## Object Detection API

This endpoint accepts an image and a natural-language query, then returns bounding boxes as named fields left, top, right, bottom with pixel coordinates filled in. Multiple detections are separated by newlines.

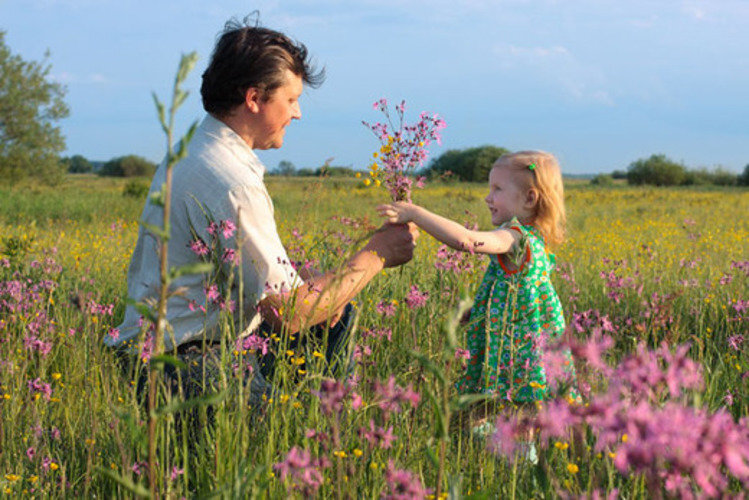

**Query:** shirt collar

left=200, top=114, right=266, bottom=178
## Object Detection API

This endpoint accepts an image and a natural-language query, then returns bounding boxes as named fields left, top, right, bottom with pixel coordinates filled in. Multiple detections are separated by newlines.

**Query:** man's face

left=254, top=69, right=303, bottom=150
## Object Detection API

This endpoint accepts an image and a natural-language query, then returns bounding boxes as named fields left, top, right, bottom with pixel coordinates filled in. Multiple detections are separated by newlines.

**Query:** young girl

left=378, top=151, right=578, bottom=405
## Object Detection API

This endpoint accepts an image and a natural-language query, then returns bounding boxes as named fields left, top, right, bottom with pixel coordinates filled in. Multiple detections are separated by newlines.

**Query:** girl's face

left=485, top=164, right=530, bottom=226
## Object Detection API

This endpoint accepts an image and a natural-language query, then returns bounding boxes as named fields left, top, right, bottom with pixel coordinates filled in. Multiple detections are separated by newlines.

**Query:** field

left=0, top=175, right=747, bottom=498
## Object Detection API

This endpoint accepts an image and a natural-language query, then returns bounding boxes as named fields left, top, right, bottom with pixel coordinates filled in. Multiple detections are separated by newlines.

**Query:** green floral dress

left=456, top=219, right=578, bottom=402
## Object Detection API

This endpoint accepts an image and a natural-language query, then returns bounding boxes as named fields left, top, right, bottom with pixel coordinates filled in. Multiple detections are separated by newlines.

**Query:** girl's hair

left=494, top=150, right=566, bottom=247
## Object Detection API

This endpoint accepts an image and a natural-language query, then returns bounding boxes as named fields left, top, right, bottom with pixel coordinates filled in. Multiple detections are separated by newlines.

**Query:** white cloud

left=629, top=14, right=658, bottom=28
left=52, top=72, right=109, bottom=84
left=492, top=44, right=614, bottom=106
left=682, top=4, right=706, bottom=20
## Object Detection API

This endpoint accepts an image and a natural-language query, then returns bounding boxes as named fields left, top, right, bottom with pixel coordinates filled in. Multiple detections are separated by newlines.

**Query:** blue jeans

left=122, top=304, right=357, bottom=408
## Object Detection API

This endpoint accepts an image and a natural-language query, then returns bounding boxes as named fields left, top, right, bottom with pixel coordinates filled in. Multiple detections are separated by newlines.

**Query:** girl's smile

left=485, top=165, right=529, bottom=226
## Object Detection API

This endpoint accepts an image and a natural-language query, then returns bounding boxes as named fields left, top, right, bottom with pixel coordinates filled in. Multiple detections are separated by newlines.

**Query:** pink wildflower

left=220, top=219, right=236, bottom=239
left=188, top=239, right=209, bottom=257
left=360, top=419, right=396, bottom=449
left=273, top=446, right=329, bottom=496
left=372, top=376, right=420, bottom=416
left=108, top=328, right=120, bottom=341
left=383, top=460, right=430, bottom=499
left=170, top=466, right=184, bottom=481
left=205, top=284, right=220, bottom=303
left=222, top=248, right=238, bottom=265
left=376, top=300, right=397, bottom=317
left=404, top=285, right=429, bottom=309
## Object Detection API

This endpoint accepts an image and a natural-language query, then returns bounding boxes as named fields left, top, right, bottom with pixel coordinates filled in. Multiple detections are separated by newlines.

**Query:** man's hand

left=363, top=222, right=419, bottom=268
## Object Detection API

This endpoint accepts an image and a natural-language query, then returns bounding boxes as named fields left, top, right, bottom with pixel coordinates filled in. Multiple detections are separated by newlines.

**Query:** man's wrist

left=355, top=246, right=387, bottom=271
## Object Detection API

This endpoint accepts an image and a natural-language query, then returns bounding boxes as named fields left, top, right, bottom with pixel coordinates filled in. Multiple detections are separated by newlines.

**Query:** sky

left=2, top=0, right=748, bottom=175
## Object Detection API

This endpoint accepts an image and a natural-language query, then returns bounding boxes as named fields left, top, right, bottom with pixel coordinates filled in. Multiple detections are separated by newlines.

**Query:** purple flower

left=108, top=328, right=120, bottom=341
left=236, top=334, right=269, bottom=356
left=383, top=460, right=429, bottom=500
left=363, top=327, right=392, bottom=341
left=27, top=378, right=52, bottom=400
left=360, top=419, right=396, bottom=449
left=273, top=446, right=329, bottom=496
left=312, top=378, right=349, bottom=416
left=376, top=300, right=397, bottom=317
left=487, top=415, right=524, bottom=459
left=205, top=284, right=220, bottom=303
left=170, top=466, right=184, bottom=481
left=404, top=285, right=429, bottom=309
left=140, top=331, right=153, bottom=363
left=222, top=248, right=238, bottom=265
left=188, top=239, right=209, bottom=257
left=372, top=376, right=420, bottom=417
left=454, top=348, right=470, bottom=361
left=363, top=99, right=446, bottom=202
left=728, top=335, right=744, bottom=351
left=26, top=447, right=36, bottom=461
left=131, top=461, right=147, bottom=476
left=220, top=219, right=236, bottom=239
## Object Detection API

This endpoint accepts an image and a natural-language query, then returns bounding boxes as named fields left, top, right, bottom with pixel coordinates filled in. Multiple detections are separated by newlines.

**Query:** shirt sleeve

left=227, top=183, right=303, bottom=304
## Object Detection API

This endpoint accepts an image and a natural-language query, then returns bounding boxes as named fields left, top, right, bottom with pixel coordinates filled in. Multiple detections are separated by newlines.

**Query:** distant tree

left=64, top=154, right=93, bottom=173
left=611, top=169, right=627, bottom=180
left=99, top=155, right=157, bottom=177
left=0, top=31, right=69, bottom=185
left=297, top=168, right=315, bottom=177
left=274, top=160, right=296, bottom=176
left=626, top=154, right=687, bottom=186
left=315, top=165, right=355, bottom=177
left=739, top=164, right=749, bottom=187
left=682, top=168, right=712, bottom=186
left=426, top=145, right=509, bottom=182
left=590, top=174, right=614, bottom=186
left=708, top=167, right=738, bottom=186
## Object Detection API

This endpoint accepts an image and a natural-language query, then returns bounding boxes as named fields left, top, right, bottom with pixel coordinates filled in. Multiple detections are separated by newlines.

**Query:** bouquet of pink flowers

left=362, top=98, right=446, bottom=202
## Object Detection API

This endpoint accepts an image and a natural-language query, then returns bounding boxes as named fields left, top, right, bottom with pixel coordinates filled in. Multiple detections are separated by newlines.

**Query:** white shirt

left=108, top=114, right=301, bottom=350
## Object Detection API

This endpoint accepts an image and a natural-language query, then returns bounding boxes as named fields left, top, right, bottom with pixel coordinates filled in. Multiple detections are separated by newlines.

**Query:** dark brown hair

left=201, top=19, right=325, bottom=116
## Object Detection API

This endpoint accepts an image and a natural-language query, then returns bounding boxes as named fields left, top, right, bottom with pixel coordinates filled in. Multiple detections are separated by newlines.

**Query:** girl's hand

left=377, top=201, right=414, bottom=224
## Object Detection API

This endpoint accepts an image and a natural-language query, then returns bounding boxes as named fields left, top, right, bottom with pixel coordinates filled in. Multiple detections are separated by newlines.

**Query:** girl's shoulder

left=496, top=217, right=556, bottom=274
left=498, top=217, right=543, bottom=244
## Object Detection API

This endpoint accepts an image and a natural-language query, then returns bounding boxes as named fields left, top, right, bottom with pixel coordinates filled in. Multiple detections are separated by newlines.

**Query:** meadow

left=0, top=175, right=747, bottom=498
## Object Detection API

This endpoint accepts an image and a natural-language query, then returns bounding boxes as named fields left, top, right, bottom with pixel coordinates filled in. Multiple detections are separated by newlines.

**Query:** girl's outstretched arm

left=377, top=201, right=518, bottom=255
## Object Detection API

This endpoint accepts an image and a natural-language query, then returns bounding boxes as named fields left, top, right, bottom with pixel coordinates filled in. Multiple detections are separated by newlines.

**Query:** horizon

left=2, top=0, right=748, bottom=175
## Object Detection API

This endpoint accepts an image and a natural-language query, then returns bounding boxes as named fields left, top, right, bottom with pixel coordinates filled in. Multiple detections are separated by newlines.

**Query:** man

left=109, top=21, right=418, bottom=400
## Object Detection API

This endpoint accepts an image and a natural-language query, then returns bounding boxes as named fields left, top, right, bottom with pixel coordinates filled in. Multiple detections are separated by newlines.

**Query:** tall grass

left=1, top=173, right=746, bottom=497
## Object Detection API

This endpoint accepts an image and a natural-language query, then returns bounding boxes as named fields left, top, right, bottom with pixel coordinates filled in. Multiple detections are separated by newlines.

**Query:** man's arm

left=258, top=222, right=418, bottom=334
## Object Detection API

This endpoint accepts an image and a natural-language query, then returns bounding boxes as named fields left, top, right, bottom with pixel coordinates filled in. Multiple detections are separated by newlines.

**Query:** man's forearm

left=259, top=249, right=384, bottom=334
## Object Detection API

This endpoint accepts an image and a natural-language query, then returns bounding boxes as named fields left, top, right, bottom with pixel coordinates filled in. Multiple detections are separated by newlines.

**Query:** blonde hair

left=494, top=150, right=566, bottom=247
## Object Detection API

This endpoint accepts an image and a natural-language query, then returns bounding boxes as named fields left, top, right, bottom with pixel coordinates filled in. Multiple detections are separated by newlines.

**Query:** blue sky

left=2, top=0, right=748, bottom=174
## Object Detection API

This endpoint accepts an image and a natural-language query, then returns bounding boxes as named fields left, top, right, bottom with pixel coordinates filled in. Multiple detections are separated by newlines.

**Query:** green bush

left=64, top=154, right=93, bottom=174
left=122, top=179, right=150, bottom=198
left=99, top=155, right=157, bottom=177
left=626, top=154, right=687, bottom=186
left=590, top=174, right=614, bottom=186
left=739, top=164, right=749, bottom=186
left=426, top=145, right=509, bottom=182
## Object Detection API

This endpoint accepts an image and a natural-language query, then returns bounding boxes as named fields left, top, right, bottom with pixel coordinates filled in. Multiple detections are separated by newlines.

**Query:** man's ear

left=244, top=87, right=262, bottom=113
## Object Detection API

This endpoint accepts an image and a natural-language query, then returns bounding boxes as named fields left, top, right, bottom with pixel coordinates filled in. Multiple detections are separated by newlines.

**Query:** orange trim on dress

left=496, top=244, right=531, bottom=275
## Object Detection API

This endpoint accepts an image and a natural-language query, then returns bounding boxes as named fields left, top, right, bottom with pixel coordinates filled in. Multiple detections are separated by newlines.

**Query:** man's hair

left=201, top=19, right=325, bottom=116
